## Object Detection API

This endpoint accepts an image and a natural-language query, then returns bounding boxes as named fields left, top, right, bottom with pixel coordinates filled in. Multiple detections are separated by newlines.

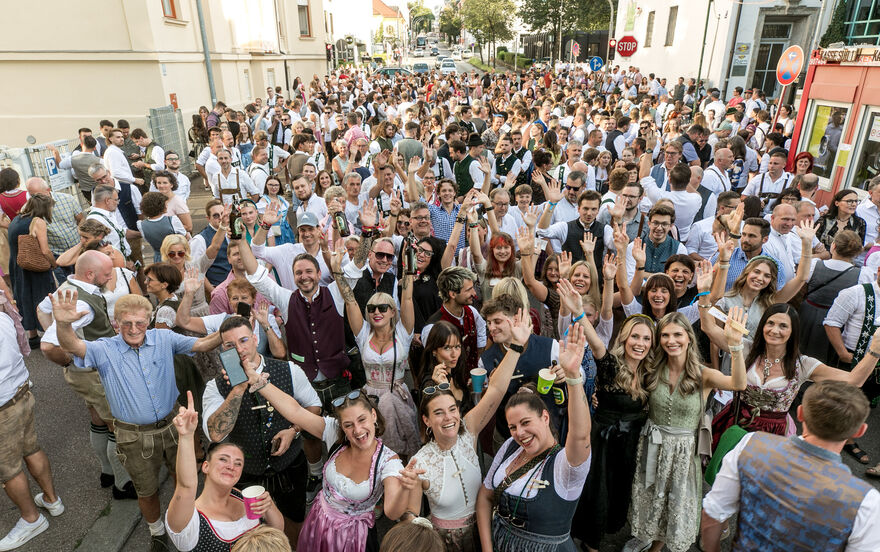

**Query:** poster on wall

left=624, top=0, right=636, bottom=32
left=805, top=104, right=848, bottom=182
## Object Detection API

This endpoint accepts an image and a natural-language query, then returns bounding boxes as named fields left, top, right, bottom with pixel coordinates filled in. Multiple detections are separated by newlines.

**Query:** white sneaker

left=33, top=494, right=64, bottom=517
left=0, top=515, right=49, bottom=551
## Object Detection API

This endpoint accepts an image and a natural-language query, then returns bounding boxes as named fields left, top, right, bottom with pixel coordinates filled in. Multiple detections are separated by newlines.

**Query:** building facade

left=0, top=0, right=328, bottom=147
left=611, top=0, right=834, bottom=99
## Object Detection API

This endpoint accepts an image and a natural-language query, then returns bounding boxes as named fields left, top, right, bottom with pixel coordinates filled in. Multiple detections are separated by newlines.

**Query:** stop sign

left=617, top=36, right=638, bottom=57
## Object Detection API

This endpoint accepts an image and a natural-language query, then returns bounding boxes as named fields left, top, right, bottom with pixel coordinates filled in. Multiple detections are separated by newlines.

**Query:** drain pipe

left=196, top=0, right=217, bottom=105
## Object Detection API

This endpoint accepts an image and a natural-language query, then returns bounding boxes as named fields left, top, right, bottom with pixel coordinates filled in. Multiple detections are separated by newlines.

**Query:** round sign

left=589, top=56, right=604, bottom=71
left=776, top=45, right=805, bottom=86
left=617, top=36, right=638, bottom=57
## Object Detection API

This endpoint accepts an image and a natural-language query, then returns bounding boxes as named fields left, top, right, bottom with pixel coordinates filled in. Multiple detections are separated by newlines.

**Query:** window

left=298, top=0, right=311, bottom=37
left=267, top=68, right=276, bottom=89
left=800, top=103, right=849, bottom=182
left=847, top=109, right=880, bottom=192
left=645, top=11, right=655, bottom=47
left=243, top=69, right=250, bottom=97
left=162, top=0, right=177, bottom=19
left=847, top=0, right=880, bottom=45
left=665, top=6, right=678, bottom=46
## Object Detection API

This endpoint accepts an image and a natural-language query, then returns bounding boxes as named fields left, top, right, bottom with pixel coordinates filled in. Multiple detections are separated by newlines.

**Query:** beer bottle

left=229, top=197, right=243, bottom=240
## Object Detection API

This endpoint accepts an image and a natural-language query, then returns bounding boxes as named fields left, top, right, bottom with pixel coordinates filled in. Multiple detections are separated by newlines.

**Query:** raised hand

left=522, top=205, right=541, bottom=229
left=408, top=156, right=421, bottom=175
left=722, top=202, right=744, bottom=234
left=608, top=195, right=626, bottom=221
left=509, top=308, right=533, bottom=346
left=516, top=225, right=534, bottom=255
left=723, top=306, right=749, bottom=344
left=183, top=270, right=201, bottom=296
left=261, top=201, right=281, bottom=226
left=631, top=237, right=646, bottom=268
left=389, top=190, right=402, bottom=216
left=556, top=278, right=584, bottom=316
left=558, top=323, right=587, bottom=378
left=360, top=199, right=378, bottom=228
left=531, top=170, right=546, bottom=190
left=477, top=155, right=491, bottom=175
left=397, top=458, right=426, bottom=491
left=695, top=259, right=714, bottom=292
left=431, top=363, right=449, bottom=383
left=602, top=254, right=618, bottom=281
left=50, top=289, right=89, bottom=324
left=713, top=231, right=736, bottom=261
left=544, top=175, right=563, bottom=203
left=794, top=219, right=818, bottom=243
left=558, top=250, right=572, bottom=277
left=173, top=390, right=199, bottom=437
left=254, top=302, right=271, bottom=328
left=330, top=242, right=346, bottom=273
left=580, top=232, right=596, bottom=256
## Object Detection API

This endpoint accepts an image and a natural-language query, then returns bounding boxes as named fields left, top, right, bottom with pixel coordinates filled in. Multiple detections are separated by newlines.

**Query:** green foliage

left=820, top=0, right=849, bottom=48
left=497, top=51, right=533, bottom=68
left=468, top=57, right=492, bottom=72
left=519, top=0, right=615, bottom=55
left=439, top=6, right=462, bottom=42
left=462, top=0, right=516, bottom=66
left=497, top=45, right=508, bottom=53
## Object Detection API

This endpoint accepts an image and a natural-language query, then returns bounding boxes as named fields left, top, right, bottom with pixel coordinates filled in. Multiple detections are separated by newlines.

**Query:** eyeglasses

left=166, top=157, right=179, bottom=161
left=167, top=250, right=186, bottom=258
left=416, top=247, right=434, bottom=257
left=423, top=382, right=450, bottom=395
left=841, top=199, right=859, bottom=205
left=650, top=221, right=671, bottom=228
left=119, top=320, right=148, bottom=330
left=372, top=251, right=394, bottom=261
left=331, top=390, right=362, bottom=408
left=492, top=201, right=510, bottom=207
left=366, top=303, right=392, bottom=313
left=411, top=215, right=429, bottom=221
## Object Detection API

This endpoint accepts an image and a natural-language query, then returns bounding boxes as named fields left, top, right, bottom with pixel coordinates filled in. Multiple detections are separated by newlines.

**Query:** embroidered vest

left=284, top=288, right=348, bottom=380
left=644, top=236, right=681, bottom=273
left=734, top=434, right=872, bottom=552
left=454, top=155, right=476, bottom=196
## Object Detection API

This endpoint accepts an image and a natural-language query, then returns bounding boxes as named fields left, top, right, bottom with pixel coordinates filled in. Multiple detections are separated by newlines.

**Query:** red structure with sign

left=616, top=36, right=638, bottom=58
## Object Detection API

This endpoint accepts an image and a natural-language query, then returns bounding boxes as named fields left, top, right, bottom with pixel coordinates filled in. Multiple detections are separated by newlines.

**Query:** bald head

left=771, top=203, right=797, bottom=234
left=26, top=177, right=49, bottom=197
left=689, top=167, right=703, bottom=190
left=75, top=250, right=114, bottom=287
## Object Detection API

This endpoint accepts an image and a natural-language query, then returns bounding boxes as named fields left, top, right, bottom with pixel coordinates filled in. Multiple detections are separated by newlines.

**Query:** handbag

left=704, top=392, right=748, bottom=485
left=17, top=234, right=51, bottom=272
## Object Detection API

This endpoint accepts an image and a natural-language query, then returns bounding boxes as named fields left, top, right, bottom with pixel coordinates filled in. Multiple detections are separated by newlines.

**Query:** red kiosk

left=790, top=45, right=880, bottom=204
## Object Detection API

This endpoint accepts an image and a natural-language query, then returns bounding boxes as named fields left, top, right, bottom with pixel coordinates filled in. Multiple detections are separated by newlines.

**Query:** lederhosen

left=758, top=172, right=791, bottom=208
left=217, top=170, right=242, bottom=203
left=849, top=283, right=880, bottom=403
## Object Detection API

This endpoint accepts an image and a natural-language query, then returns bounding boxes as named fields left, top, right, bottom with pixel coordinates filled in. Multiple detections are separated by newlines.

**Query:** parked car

left=431, top=47, right=439, bottom=56
left=374, top=67, right=413, bottom=78
left=435, top=56, right=447, bottom=68
left=412, top=62, right=431, bottom=74
left=451, top=51, right=463, bottom=61
left=440, top=59, right=457, bottom=75
left=414, top=48, right=426, bottom=57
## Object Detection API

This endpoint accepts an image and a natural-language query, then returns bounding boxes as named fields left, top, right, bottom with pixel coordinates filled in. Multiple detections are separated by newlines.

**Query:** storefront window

left=849, top=111, right=880, bottom=192
left=803, top=104, right=849, bottom=181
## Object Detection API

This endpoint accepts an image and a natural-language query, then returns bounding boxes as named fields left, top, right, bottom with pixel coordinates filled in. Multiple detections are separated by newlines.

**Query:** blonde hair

left=366, top=292, right=398, bottom=327
left=113, top=294, right=154, bottom=321
left=567, top=260, right=600, bottom=311
left=230, top=525, right=291, bottom=552
left=160, top=234, right=191, bottom=262
left=323, top=185, right=346, bottom=204
left=492, top=277, right=529, bottom=313
left=608, top=316, right=653, bottom=402
left=645, top=312, right=704, bottom=396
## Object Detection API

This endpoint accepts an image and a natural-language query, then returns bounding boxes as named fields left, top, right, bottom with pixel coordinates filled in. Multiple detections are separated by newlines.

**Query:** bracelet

left=456, top=217, right=467, bottom=224
left=468, top=222, right=480, bottom=228
left=565, top=376, right=584, bottom=386
left=869, top=349, right=880, bottom=359
left=635, top=265, right=645, bottom=271
left=389, top=212, right=400, bottom=218
left=698, top=303, right=713, bottom=309
left=249, top=373, right=270, bottom=393
left=259, top=221, right=272, bottom=230
left=332, top=271, right=344, bottom=276
left=729, top=233, right=741, bottom=239
left=694, top=291, right=710, bottom=298
left=718, top=262, right=730, bottom=269
left=728, top=344, right=744, bottom=353
left=571, top=312, right=586, bottom=323
left=484, top=205, right=495, bottom=211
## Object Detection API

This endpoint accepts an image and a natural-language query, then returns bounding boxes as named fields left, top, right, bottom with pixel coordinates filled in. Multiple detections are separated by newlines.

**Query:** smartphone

left=236, top=302, right=252, bottom=319
left=219, top=348, right=249, bottom=387
left=270, top=438, right=281, bottom=454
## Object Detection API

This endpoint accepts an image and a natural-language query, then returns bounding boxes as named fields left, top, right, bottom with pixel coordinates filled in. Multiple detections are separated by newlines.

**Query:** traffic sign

left=45, top=157, right=58, bottom=177
left=776, top=45, right=804, bottom=86
left=589, top=56, right=604, bottom=71
left=571, top=42, right=580, bottom=57
left=616, top=36, right=638, bottom=57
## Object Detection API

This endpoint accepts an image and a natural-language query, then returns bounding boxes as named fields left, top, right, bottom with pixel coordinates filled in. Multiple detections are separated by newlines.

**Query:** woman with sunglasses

left=256, top=176, right=289, bottom=242
left=406, top=310, right=530, bottom=552
left=330, top=245, right=421, bottom=458
left=160, top=234, right=211, bottom=317
left=475, top=324, right=591, bottom=552
left=816, top=189, right=866, bottom=253
left=232, top=363, right=421, bottom=552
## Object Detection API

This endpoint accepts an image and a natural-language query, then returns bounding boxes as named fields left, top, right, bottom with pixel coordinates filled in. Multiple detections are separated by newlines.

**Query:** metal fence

left=148, top=105, right=196, bottom=175
left=23, top=139, right=82, bottom=197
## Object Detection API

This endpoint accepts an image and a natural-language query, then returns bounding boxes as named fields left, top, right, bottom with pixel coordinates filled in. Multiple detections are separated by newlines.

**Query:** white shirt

left=149, top=172, right=191, bottom=201
left=245, top=265, right=345, bottom=322
left=548, top=197, right=579, bottom=226
left=857, top=198, right=880, bottom=249
left=824, top=281, right=880, bottom=351
left=702, top=165, right=732, bottom=195
left=703, top=433, right=880, bottom=552
left=201, top=355, right=322, bottom=437
left=211, top=168, right=258, bottom=204
left=295, top=194, right=328, bottom=221
left=248, top=162, right=271, bottom=195
left=743, top=172, right=793, bottom=212
left=251, top=241, right=334, bottom=288
left=454, top=157, right=486, bottom=191
left=0, top=313, right=29, bottom=404
left=140, top=143, right=165, bottom=172
left=639, top=175, right=703, bottom=242
left=87, top=206, right=131, bottom=257
left=763, top=227, right=798, bottom=282
left=102, top=144, right=135, bottom=183
left=685, top=216, right=719, bottom=259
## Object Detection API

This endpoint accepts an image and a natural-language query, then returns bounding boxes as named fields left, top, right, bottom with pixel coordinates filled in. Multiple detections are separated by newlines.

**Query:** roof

left=373, top=0, right=402, bottom=19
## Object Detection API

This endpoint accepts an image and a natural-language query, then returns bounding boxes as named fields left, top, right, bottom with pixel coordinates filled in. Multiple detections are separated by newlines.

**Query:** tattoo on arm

left=336, top=274, right=356, bottom=302
left=207, top=390, right=244, bottom=442
left=353, top=234, right=373, bottom=266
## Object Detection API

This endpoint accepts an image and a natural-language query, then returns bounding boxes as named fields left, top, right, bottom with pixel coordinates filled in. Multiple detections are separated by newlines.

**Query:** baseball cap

left=297, top=212, right=319, bottom=228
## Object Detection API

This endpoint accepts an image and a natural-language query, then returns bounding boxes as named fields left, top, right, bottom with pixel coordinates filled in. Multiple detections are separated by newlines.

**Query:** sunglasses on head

left=366, top=304, right=392, bottom=313
left=423, top=382, right=450, bottom=395
left=373, top=251, right=394, bottom=261
left=331, top=390, right=362, bottom=408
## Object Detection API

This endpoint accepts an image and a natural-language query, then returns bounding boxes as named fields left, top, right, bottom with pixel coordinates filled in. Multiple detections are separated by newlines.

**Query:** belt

left=114, top=407, right=177, bottom=432
left=0, top=383, right=31, bottom=413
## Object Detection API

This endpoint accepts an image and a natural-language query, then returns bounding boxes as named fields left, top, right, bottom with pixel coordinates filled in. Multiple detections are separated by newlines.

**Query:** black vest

left=117, top=182, right=139, bottom=230
left=215, top=357, right=301, bottom=476
left=494, top=154, right=517, bottom=184
left=605, top=130, right=623, bottom=162
left=562, top=218, right=604, bottom=269
left=694, top=185, right=714, bottom=222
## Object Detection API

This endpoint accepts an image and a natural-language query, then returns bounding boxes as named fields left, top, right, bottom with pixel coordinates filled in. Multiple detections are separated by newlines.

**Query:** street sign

left=616, top=36, right=638, bottom=57
left=776, top=45, right=805, bottom=86
left=45, top=157, right=58, bottom=177
left=589, top=56, right=604, bottom=71
left=571, top=42, right=580, bottom=57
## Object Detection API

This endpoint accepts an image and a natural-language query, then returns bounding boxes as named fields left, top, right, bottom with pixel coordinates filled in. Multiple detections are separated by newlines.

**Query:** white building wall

left=613, top=0, right=832, bottom=97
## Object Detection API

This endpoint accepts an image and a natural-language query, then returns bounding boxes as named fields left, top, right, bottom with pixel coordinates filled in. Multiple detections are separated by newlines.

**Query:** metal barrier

left=148, top=105, right=196, bottom=176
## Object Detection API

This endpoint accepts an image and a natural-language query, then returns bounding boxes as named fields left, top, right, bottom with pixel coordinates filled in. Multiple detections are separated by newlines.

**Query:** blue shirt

left=712, top=247, right=787, bottom=292
left=429, top=203, right=466, bottom=253
left=74, top=329, right=197, bottom=424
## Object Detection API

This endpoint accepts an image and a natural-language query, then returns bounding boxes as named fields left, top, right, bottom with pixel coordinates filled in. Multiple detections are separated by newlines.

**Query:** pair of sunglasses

left=331, top=390, right=362, bottom=408
left=423, top=382, right=450, bottom=395
left=366, top=304, right=392, bottom=314
left=373, top=252, right=394, bottom=261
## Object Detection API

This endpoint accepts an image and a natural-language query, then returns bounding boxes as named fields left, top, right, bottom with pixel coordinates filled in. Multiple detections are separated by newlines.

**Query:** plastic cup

left=537, top=368, right=555, bottom=395
left=470, top=368, right=487, bottom=393
left=242, top=485, right=265, bottom=520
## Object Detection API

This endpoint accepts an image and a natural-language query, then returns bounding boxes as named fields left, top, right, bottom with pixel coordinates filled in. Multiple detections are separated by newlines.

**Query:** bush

left=497, top=46, right=508, bottom=54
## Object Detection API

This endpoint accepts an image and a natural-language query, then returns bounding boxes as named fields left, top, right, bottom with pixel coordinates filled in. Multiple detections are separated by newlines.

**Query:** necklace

left=443, top=445, right=469, bottom=506
left=762, top=356, right=781, bottom=380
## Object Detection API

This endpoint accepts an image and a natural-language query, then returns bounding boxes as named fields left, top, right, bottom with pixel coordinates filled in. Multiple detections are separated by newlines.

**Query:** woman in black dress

left=8, top=194, right=57, bottom=347
left=411, top=236, right=446, bottom=338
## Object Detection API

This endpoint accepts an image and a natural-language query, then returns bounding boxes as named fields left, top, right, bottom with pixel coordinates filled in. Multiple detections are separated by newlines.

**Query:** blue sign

left=589, top=56, right=603, bottom=71
left=45, top=157, right=58, bottom=177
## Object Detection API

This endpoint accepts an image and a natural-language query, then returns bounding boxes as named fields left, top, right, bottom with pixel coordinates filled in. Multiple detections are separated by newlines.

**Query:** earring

left=425, top=426, right=433, bottom=437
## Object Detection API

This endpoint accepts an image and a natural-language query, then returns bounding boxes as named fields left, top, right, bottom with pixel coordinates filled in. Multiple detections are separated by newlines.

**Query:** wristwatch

left=508, top=343, right=525, bottom=354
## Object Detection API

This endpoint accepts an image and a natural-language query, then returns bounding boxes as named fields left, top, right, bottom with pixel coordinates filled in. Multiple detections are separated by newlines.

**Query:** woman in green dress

left=628, top=309, right=748, bottom=552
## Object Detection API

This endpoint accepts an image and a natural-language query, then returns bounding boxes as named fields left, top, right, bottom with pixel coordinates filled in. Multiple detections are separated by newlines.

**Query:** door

left=751, top=23, right=792, bottom=98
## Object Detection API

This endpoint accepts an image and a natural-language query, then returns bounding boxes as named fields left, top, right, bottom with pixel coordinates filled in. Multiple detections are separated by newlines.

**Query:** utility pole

left=557, top=0, right=564, bottom=66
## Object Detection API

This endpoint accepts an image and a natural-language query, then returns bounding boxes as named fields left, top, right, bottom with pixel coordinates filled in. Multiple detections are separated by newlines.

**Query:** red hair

left=487, top=233, right=516, bottom=278
left=793, top=151, right=814, bottom=173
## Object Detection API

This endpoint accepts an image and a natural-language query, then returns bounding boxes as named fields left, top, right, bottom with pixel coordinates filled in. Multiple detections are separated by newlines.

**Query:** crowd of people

left=0, top=57, right=879, bottom=552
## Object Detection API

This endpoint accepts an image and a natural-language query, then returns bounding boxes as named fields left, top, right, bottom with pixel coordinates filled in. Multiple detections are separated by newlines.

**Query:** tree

left=462, top=0, right=515, bottom=67
left=820, top=0, right=848, bottom=48
left=519, top=0, right=615, bottom=61
left=408, top=0, right=435, bottom=35
left=439, top=6, right=462, bottom=44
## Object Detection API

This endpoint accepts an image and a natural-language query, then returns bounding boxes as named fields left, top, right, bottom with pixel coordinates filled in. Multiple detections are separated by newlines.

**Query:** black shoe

left=112, top=481, right=137, bottom=500
left=100, top=473, right=115, bottom=488
left=305, top=474, right=322, bottom=504
left=28, top=336, right=41, bottom=349
left=150, top=533, right=170, bottom=552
